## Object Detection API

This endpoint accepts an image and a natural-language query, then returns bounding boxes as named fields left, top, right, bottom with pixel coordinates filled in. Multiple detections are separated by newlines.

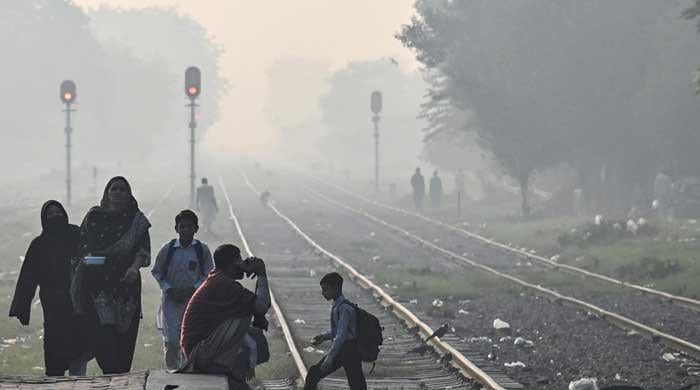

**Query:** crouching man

left=179, top=244, right=270, bottom=389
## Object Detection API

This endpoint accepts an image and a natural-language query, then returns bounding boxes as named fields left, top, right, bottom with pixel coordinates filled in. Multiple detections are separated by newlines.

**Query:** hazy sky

left=74, top=0, right=418, bottom=158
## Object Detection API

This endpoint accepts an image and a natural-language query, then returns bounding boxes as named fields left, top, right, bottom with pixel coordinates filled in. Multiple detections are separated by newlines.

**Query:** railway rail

left=296, top=183, right=700, bottom=363
left=236, top=169, right=700, bottom=388
left=220, top=174, right=524, bottom=389
left=310, top=175, right=700, bottom=313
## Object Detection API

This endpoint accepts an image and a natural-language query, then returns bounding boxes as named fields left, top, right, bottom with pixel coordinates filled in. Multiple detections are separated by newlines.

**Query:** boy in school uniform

left=151, top=209, right=214, bottom=370
left=306, top=272, right=367, bottom=390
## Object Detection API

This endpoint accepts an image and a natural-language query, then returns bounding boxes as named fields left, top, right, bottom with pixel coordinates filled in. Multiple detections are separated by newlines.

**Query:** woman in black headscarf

left=9, top=200, right=85, bottom=376
left=71, top=177, right=151, bottom=374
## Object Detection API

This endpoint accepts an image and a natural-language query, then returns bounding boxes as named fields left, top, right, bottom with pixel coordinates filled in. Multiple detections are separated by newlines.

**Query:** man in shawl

left=10, top=200, right=88, bottom=376
left=179, top=244, right=270, bottom=389
left=196, top=178, right=219, bottom=233
left=71, top=176, right=151, bottom=374
left=430, top=170, right=443, bottom=210
left=411, top=168, right=425, bottom=211
left=152, top=209, right=214, bottom=370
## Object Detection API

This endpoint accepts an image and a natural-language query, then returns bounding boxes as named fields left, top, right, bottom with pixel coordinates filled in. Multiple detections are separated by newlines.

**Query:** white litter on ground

left=493, top=319, right=510, bottom=330
left=568, top=378, right=598, bottom=390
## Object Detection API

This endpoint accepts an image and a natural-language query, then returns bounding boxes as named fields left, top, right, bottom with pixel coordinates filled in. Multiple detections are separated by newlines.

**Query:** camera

left=239, top=257, right=263, bottom=278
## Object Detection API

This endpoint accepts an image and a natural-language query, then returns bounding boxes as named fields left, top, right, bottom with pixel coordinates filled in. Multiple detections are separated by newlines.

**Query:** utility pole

left=60, top=80, right=77, bottom=207
left=371, top=90, right=383, bottom=194
left=185, top=66, right=201, bottom=208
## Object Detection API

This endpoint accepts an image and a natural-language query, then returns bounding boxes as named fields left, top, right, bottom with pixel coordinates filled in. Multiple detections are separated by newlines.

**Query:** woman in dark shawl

left=9, top=200, right=86, bottom=376
left=71, top=176, right=151, bottom=374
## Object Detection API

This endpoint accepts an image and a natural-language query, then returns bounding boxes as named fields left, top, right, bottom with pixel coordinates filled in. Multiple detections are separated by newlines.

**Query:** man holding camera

left=179, top=244, right=270, bottom=390
left=151, top=210, right=214, bottom=370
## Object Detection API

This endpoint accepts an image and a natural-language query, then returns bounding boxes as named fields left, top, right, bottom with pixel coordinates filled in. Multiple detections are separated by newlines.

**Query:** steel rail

left=304, top=186, right=700, bottom=361
left=218, top=177, right=309, bottom=383
left=146, top=184, right=176, bottom=219
left=241, top=172, right=509, bottom=390
left=309, top=175, right=700, bottom=313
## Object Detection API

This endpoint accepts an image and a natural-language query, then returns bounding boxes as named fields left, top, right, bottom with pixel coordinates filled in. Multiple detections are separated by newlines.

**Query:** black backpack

left=342, top=301, right=383, bottom=363
left=160, top=239, right=205, bottom=280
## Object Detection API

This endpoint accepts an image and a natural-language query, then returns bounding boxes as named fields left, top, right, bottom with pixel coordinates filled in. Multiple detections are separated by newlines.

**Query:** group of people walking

left=8, top=176, right=368, bottom=390
left=10, top=177, right=150, bottom=375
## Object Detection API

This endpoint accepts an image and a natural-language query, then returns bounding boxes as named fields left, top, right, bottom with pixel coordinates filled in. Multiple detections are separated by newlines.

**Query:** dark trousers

left=304, top=341, right=366, bottom=390
left=94, top=316, right=140, bottom=374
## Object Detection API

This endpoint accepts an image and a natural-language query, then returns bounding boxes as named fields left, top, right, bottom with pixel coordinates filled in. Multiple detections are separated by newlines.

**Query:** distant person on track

left=306, top=272, right=366, bottom=390
left=430, top=170, right=443, bottom=210
left=70, top=176, right=151, bottom=374
left=9, top=200, right=88, bottom=376
left=411, top=167, right=425, bottom=211
left=151, top=210, right=214, bottom=370
left=196, top=178, right=219, bottom=234
left=179, top=244, right=270, bottom=390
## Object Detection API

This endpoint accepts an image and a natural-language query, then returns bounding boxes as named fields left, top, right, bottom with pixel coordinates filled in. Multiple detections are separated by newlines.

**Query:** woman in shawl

left=72, top=177, right=151, bottom=374
left=9, top=200, right=87, bottom=376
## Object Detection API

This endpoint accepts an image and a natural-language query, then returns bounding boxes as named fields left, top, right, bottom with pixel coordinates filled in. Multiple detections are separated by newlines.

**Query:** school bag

left=159, top=239, right=205, bottom=280
left=341, top=301, right=383, bottom=363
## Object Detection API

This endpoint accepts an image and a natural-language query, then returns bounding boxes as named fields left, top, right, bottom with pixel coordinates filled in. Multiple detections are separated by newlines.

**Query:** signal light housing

left=371, top=90, right=382, bottom=114
left=185, top=66, right=201, bottom=98
left=60, top=80, right=77, bottom=104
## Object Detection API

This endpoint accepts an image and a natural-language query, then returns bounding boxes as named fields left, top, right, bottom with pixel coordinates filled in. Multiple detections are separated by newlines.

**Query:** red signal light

left=63, top=92, right=72, bottom=101
left=188, top=86, right=198, bottom=96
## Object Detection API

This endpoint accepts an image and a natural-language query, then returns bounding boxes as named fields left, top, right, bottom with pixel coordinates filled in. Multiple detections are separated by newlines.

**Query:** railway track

left=310, top=176, right=700, bottom=313
left=238, top=169, right=700, bottom=389
left=297, top=179, right=700, bottom=356
left=219, top=175, right=524, bottom=389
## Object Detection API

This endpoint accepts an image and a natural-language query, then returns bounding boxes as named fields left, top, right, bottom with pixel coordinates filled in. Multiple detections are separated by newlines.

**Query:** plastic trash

left=493, top=319, right=510, bottom=330
left=504, top=361, right=526, bottom=368
left=594, top=215, right=603, bottom=225
left=568, top=378, right=598, bottom=390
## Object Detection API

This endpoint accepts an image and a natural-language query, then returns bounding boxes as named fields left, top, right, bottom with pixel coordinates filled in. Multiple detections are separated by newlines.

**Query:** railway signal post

left=60, top=80, right=77, bottom=207
left=371, top=90, right=382, bottom=194
left=185, top=66, right=201, bottom=208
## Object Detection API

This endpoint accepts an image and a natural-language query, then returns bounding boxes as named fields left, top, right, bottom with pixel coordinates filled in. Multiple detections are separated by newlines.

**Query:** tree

left=0, top=1, right=226, bottom=185
left=315, top=60, right=428, bottom=182
left=399, top=0, right=700, bottom=216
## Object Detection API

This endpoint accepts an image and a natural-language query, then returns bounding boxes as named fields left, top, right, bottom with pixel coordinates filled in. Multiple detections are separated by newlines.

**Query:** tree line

left=398, top=0, right=700, bottom=216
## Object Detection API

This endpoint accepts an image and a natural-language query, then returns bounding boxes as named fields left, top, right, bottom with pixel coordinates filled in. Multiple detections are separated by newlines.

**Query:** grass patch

left=481, top=216, right=700, bottom=298
left=380, top=266, right=509, bottom=299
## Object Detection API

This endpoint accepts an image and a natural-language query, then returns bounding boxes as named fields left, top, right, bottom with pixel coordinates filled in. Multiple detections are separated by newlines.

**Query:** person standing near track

left=152, top=210, right=214, bottom=370
left=196, top=178, right=219, bottom=234
left=306, top=272, right=366, bottom=390
left=430, top=170, right=443, bottom=210
left=9, top=200, right=89, bottom=376
left=411, top=167, right=425, bottom=211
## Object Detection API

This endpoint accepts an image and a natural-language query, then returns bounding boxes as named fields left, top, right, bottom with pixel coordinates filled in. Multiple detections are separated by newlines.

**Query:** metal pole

left=65, top=103, right=72, bottom=207
left=373, top=115, right=380, bottom=193
left=189, top=99, right=197, bottom=208
left=457, top=191, right=462, bottom=218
